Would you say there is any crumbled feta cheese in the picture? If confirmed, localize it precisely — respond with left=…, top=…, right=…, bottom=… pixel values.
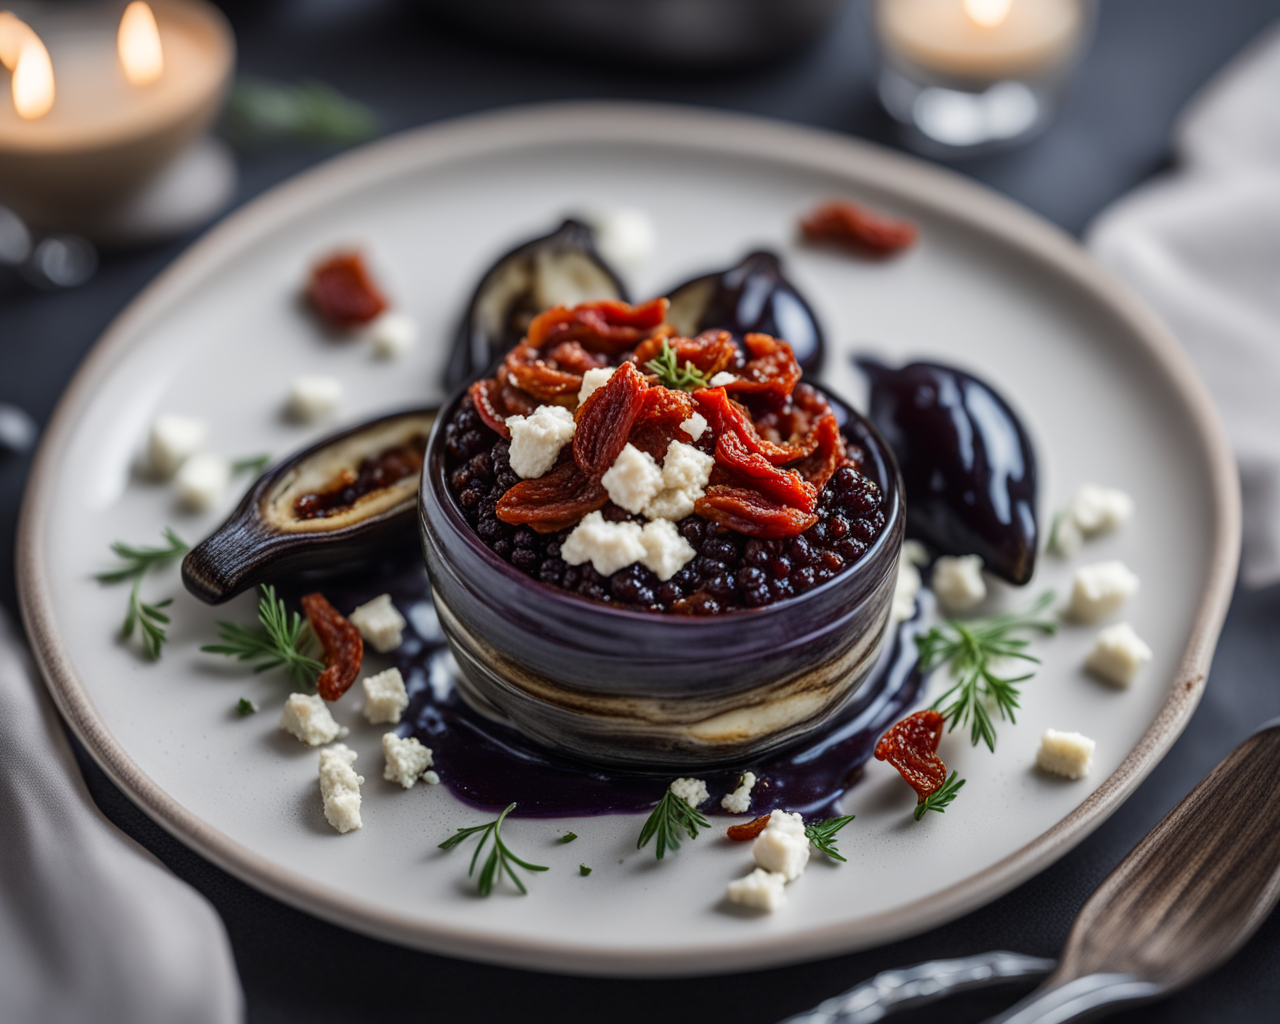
left=602, top=443, right=664, bottom=514
left=1036, top=729, right=1095, bottom=780
left=931, top=554, right=986, bottom=612
left=752, top=810, right=810, bottom=881
left=147, top=414, right=207, bottom=478
left=368, top=311, right=418, bottom=358
left=577, top=366, right=616, bottom=404
left=902, top=540, right=929, bottom=566
left=679, top=412, right=708, bottom=442
left=639, top=519, right=697, bottom=581
left=891, top=544, right=925, bottom=623
left=382, top=732, right=433, bottom=789
left=348, top=593, right=407, bottom=653
left=643, top=440, right=715, bottom=521
left=1050, top=510, right=1083, bottom=558
left=279, top=693, right=341, bottom=747
left=318, top=743, right=364, bottom=833
left=561, top=511, right=647, bottom=576
left=669, top=777, right=709, bottom=807
left=587, top=207, right=655, bottom=270
left=709, top=372, right=736, bottom=388
left=424, top=770, right=441, bottom=785
left=174, top=452, right=229, bottom=511
left=1067, top=561, right=1139, bottom=622
left=506, top=404, right=576, bottom=479
left=1085, top=622, right=1153, bottom=688
left=361, top=667, right=410, bottom=724
left=721, top=771, right=757, bottom=814
left=1070, top=484, right=1134, bottom=537
left=287, top=376, right=342, bottom=423
left=726, top=868, right=788, bottom=912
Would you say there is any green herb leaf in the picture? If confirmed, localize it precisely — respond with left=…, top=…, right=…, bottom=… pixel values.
left=918, top=592, right=1057, bottom=752
left=223, top=76, right=379, bottom=150
left=98, top=529, right=188, bottom=659
left=914, top=771, right=965, bottom=821
left=644, top=339, right=711, bottom=392
left=438, top=803, right=549, bottom=897
left=202, top=584, right=324, bottom=687
left=559, top=832, right=578, bottom=844
left=637, top=787, right=710, bottom=860
left=804, top=814, right=855, bottom=862
left=579, top=864, right=592, bottom=876
left=96, top=528, right=189, bottom=585
left=231, top=453, right=271, bottom=476
left=236, top=698, right=258, bottom=716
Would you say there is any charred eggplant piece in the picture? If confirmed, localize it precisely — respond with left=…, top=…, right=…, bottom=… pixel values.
left=182, top=409, right=437, bottom=604
left=446, top=219, right=628, bottom=390
left=664, top=250, right=825, bottom=376
left=857, top=358, right=1038, bottom=585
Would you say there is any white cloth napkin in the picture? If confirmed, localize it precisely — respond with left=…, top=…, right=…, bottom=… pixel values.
left=0, top=610, right=242, bottom=1024
left=1088, top=21, right=1280, bottom=589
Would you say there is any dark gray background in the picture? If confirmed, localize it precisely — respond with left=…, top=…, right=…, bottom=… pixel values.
left=4, top=1, right=1280, bottom=1020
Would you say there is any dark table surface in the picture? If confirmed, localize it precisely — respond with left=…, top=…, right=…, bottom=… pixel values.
left=4, top=1, right=1280, bottom=1021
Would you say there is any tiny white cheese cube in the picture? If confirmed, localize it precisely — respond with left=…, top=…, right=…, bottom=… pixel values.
left=287, top=376, right=343, bottom=423
left=1067, top=561, right=1139, bottom=622
left=1085, top=622, right=1153, bottom=688
left=368, top=311, right=417, bottom=358
left=1036, top=729, right=1095, bottom=780
left=679, top=412, right=708, bottom=442
left=382, top=732, right=433, bottom=789
left=361, top=667, right=410, bottom=724
left=587, top=207, right=655, bottom=270
left=931, top=554, right=987, bottom=612
left=602, top=443, right=665, bottom=514
left=279, top=693, right=341, bottom=747
left=577, top=366, right=616, bottom=404
left=423, top=770, right=441, bottom=785
left=506, top=404, right=576, bottom=479
left=669, top=777, right=709, bottom=807
left=752, top=811, right=810, bottom=881
left=174, top=452, right=230, bottom=511
left=726, top=868, right=788, bottom=912
left=561, top=511, right=646, bottom=577
left=643, top=441, right=715, bottom=521
left=1071, top=484, right=1134, bottom=537
left=348, top=593, right=407, bottom=653
left=1050, top=510, right=1083, bottom=558
left=639, top=519, right=697, bottom=581
left=318, top=743, right=364, bottom=833
left=147, top=414, right=207, bottom=478
left=721, top=771, right=757, bottom=814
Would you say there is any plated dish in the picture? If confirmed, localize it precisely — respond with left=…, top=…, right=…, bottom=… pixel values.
left=17, top=104, right=1238, bottom=974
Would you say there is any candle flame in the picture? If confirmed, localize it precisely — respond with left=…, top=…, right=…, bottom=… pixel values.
left=963, top=0, right=1014, bottom=28
left=0, top=11, right=38, bottom=71
left=13, top=34, right=54, bottom=120
left=119, top=1, right=163, bottom=86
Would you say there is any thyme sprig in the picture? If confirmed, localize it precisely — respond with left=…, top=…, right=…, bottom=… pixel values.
left=637, top=787, right=710, bottom=860
left=231, top=453, right=271, bottom=476
left=644, top=339, right=711, bottom=392
left=96, top=528, right=188, bottom=659
left=918, top=592, right=1057, bottom=752
left=438, top=802, right=548, bottom=896
left=202, top=584, right=323, bottom=687
left=804, top=814, right=856, bottom=862
left=915, top=772, right=965, bottom=821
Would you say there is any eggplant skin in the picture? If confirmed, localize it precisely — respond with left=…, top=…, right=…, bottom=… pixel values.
left=857, top=358, right=1038, bottom=585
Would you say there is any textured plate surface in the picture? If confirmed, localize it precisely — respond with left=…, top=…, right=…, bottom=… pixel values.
left=18, top=103, right=1239, bottom=976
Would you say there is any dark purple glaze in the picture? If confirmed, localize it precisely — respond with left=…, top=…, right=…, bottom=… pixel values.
left=857, top=357, right=1039, bottom=585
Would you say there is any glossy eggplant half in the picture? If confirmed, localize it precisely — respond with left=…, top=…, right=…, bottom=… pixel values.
left=664, top=250, right=825, bottom=376
left=182, top=408, right=437, bottom=604
left=445, top=218, right=629, bottom=391
left=857, top=358, right=1038, bottom=585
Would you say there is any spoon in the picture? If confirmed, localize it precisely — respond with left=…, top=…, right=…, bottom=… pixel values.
left=782, top=716, right=1280, bottom=1024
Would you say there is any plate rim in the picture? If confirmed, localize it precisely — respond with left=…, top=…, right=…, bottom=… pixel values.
left=16, top=100, right=1242, bottom=977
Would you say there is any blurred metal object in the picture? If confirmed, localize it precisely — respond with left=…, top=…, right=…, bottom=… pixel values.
left=417, top=0, right=851, bottom=66
left=21, top=235, right=98, bottom=290
left=0, top=206, right=33, bottom=266
left=0, top=404, right=38, bottom=456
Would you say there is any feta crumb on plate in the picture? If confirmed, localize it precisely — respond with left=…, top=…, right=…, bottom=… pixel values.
left=423, top=770, right=441, bottom=785
left=279, top=693, right=341, bottom=747
left=1085, top=622, right=1153, bottom=688
left=361, top=667, right=410, bottom=724
left=586, top=207, right=655, bottom=270
left=368, top=311, right=417, bottom=358
left=1049, top=509, right=1083, bottom=558
left=174, top=452, right=229, bottom=511
left=1036, top=729, right=1095, bottom=780
left=931, top=554, right=986, bottom=612
left=1070, top=484, right=1133, bottom=537
left=721, top=771, right=757, bottom=814
left=287, top=376, right=342, bottom=423
left=752, top=810, right=810, bottom=881
left=506, top=404, right=576, bottom=479
left=726, top=867, right=788, bottom=912
left=382, top=732, right=433, bottom=789
left=348, top=593, right=407, bottom=653
left=318, top=743, right=364, bottom=833
left=669, top=777, right=709, bottom=807
left=577, top=366, right=615, bottom=404
left=602, top=443, right=664, bottom=514
left=891, top=542, right=928, bottom=623
left=1067, top=560, right=1139, bottom=622
left=147, top=414, right=207, bottom=478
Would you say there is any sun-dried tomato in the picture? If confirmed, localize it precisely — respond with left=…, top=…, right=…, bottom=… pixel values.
left=544, top=341, right=610, bottom=376
left=726, top=815, right=772, bottom=841
left=800, top=200, right=918, bottom=256
left=719, top=333, right=801, bottom=404
left=504, top=341, right=587, bottom=403
left=754, top=383, right=830, bottom=447
left=696, top=486, right=819, bottom=539
left=788, top=412, right=845, bottom=490
left=300, top=593, right=363, bottom=701
left=528, top=298, right=669, bottom=354
left=496, top=456, right=608, bottom=532
left=694, top=388, right=795, bottom=466
left=634, top=329, right=737, bottom=378
left=715, top=432, right=818, bottom=511
left=307, top=252, right=388, bottom=328
left=874, top=710, right=948, bottom=802
left=573, top=361, right=647, bottom=476
left=628, top=384, right=699, bottom=461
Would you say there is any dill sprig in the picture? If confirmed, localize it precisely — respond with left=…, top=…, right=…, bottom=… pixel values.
left=804, top=814, right=856, bottom=862
left=231, top=453, right=271, bottom=476
left=202, top=584, right=323, bottom=687
left=644, top=339, right=711, bottom=392
left=915, top=772, right=965, bottom=820
left=918, top=592, right=1057, bottom=752
left=96, top=529, right=188, bottom=659
left=637, top=787, right=710, bottom=860
left=438, top=802, right=548, bottom=896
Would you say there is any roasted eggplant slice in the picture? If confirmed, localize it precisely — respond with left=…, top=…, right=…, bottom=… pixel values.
left=664, top=250, right=825, bottom=376
left=182, top=409, right=437, bottom=604
left=446, top=219, right=628, bottom=391
left=857, top=358, right=1038, bottom=585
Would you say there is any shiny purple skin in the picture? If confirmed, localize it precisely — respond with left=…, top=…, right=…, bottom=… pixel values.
left=857, top=358, right=1038, bottom=585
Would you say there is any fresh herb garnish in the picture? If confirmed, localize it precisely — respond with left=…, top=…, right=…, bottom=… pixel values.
left=231, top=453, right=271, bottom=476
left=579, top=864, right=592, bottom=876
left=559, top=832, right=578, bottom=844
left=644, top=339, right=710, bottom=392
left=438, top=802, right=548, bottom=897
left=914, top=772, right=965, bottom=820
left=202, top=584, right=324, bottom=687
left=96, top=529, right=189, bottom=659
left=637, top=788, right=710, bottom=860
left=222, top=76, right=379, bottom=150
left=918, top=592, right=1057, bottom=752
left=236, top=698, right=258, bottom=716
left=804, top=814, right=856, bottom=862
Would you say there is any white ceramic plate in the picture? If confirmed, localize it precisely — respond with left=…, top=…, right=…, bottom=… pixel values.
left=18, top=103, right=1239, bottom=977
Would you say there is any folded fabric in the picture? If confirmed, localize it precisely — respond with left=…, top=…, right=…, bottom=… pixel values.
left=1088, top=21, right=1280, bottom=588
left=0, top=609, right=243, bottom=1024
